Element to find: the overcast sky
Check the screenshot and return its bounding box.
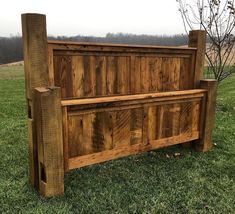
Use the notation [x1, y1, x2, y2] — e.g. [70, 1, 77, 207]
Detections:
[0, 0, 186, 37]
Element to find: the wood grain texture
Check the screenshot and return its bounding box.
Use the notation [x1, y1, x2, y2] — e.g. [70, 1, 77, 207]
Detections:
[33, 87, 64, 197]
[197, 79, 218, 152]
[22, 13, 212, 199]
[188, 30, 206, 88]
[21, 13, 49, 190]
[21, 13, 49, 99]
[52, 51, 195, 98]
[69, 131, 199, 170]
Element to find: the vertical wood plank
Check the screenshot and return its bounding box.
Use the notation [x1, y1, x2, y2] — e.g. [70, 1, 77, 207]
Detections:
[147, 106, 157, 141]
[113, 110, 131, 148]
[180, 58, 191, 90]
[117, 57, 130, 94]
[33, 87, 64, 197]
[192, 101, 200, 133]
[172, 104, 181, 136]
[140, 57, 149, 93]
[48, 45, 54, 86]
[130, 56, 141, 94]
[106, 56, 118, 95]
[130, 108, 143, 145]
[68, 114, 94, 157]
[68, 115, 83, 157]
[72, 56, 84, 97]
[92, 112, 113, 152]
[96, 56, 106, 96]
[54, 56, 73, 98]
[83, 56, 96, 97]
[62, 107, 69, 171]
[149, 58, 162, 92]
[156, 106, 164, 139]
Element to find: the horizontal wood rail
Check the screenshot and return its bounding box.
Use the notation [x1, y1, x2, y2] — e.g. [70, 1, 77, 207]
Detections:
[61, 89, 206, 106]
[48, 40, 197, 50]
[68, 131, 199, 170]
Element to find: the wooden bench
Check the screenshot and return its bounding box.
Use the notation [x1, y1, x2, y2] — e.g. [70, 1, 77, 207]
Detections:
[21, 13, 218, 197]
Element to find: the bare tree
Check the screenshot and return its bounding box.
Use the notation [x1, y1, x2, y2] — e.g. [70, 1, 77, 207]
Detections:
[177, 0, 235, 81]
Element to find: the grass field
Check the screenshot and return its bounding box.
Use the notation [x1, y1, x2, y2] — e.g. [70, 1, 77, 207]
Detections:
[0, 65, 234, 214]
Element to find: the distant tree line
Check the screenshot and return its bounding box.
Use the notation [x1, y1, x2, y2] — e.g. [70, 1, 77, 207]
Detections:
[0, 33, 188, 64]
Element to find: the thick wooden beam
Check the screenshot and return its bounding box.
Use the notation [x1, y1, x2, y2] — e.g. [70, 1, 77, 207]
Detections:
[188, 30, 206, 88]
[33, 87, 64, 197]
[61, 89, 206, 106]
[21, 13, 49, 188]
[21, 13, 49, 100]
[196, 79, 218, 152]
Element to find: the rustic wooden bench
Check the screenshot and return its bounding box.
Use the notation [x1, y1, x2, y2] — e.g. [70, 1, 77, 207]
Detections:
[21, 13, 217, 197]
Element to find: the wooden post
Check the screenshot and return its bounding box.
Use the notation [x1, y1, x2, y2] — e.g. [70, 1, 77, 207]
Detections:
[188, 30, 206, 88]
[196, 79, 218, 152]
[21, 13, 49, 188]
[182, 30, 206, 149]
[33, 87, 64, 197]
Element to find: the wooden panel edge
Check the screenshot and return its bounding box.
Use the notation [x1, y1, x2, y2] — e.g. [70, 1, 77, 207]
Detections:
[68, 131, 199, 170]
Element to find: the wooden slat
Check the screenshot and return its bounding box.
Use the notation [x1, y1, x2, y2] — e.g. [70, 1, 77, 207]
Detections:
[106, 56, 118, 94]
[48, 45, 54, 86]
[130, 108, 143, 145]
[95, 56, 106, 96]
[146, 106, 157, 141]
[61, 89, 206, 106]
[68, 114, 94, 157]
[130, 56, 141, 93]
[140, 57, 149, 92]
[156, 106, 164, 139]
[149, 57, 162, 92]
[92, 112, 113, 152]
[54, 56, 73, 98]
[71, 56, 84, 97]
[62, 107, 69, 171]
[117, 57, 131, 93]
[113, 110, 131, 148]
[68, 131, 199, 170]
[48, 40, 197, 51]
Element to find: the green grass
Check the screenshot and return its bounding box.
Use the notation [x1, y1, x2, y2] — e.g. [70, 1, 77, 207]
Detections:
[0, 65, 234, 214]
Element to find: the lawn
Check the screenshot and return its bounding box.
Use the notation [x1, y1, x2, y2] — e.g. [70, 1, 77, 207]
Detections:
[0, 65, 234, 214]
